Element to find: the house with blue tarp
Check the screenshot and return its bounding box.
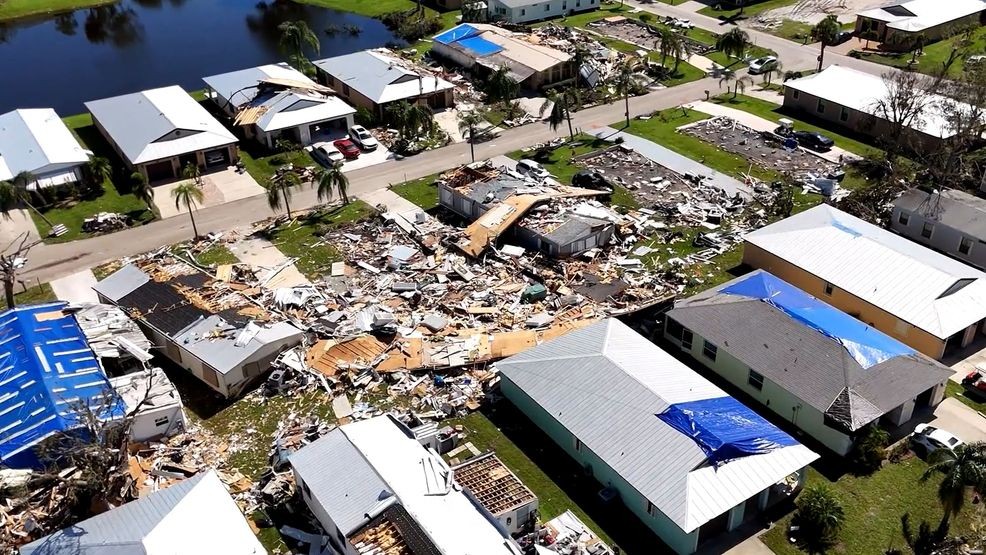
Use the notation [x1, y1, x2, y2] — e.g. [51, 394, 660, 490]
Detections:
[666, 270, 953, 456]
[494, 318, 818, 555]
[431, 23, 574, 90]
[0, 302, 124, 468]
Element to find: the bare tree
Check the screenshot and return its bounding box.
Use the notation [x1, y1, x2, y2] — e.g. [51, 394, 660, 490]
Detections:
[1, 232, 43, 309]
[872, 71, 936, 155]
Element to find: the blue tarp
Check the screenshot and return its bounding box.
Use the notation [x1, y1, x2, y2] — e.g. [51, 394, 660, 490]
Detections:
[0, 302, 124, 468]
[722, 272, 914, 368]
[457, 36, 503, 57]
[434, 24, 482, 45]
[433, 24, 504, 56]
[657, 396, 799, 465]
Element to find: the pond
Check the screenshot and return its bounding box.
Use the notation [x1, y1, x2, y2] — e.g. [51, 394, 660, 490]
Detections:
[0, 0, 402, 115]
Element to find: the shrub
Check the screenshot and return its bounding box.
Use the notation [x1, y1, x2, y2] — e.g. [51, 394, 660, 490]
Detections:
[355, 107, 378, 128]
[850, 425, 890, 475]
[794, 485, 845, 546]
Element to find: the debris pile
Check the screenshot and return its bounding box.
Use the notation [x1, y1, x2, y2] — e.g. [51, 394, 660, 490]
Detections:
[82, 212, 129, 233]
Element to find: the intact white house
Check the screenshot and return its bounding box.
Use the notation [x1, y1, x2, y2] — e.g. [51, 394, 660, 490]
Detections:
[203, 63, 356, 148]
[488, 0, 600, 24]
[0, 108, 90, 190]
[891, 187, 986, 271]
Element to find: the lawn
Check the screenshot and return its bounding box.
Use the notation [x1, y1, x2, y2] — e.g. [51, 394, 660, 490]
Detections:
[0, 0, 113, 21]
[761, 459, 975, 554]
[29, 184, 154, 243]
[705, 43, 776, 70]
[266, 201, 376, 279]
[12, 282, 57, 306]
[698, 0, 799, 21]
[946, 380, 986, 413]
[191, 244, 239, 267]
[294, 0, 424, 18]
[239, 147, 318, 185]
[391, 175, 440, 210]
[858, 26, 986, 78]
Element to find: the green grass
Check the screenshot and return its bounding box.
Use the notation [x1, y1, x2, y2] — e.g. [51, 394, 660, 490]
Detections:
[0, 0, 114, 21]
[773, 19, 814, 42]
[239, 148, 317, 185]
[391, 175, 440, 210]
[294, 0, 423, 18]
[267, 201, 376, 279]
[12, 282, 57, 306]
[194, 244, 239, 267]
[709, 94, 883, 157]
[30, 183, 154, 243]
[762, 460, 974, 554]
[857, 26, 986, 78]
[946, 380, 986, 414]
[705, 44, 775, 69]
[546, 3, 637, 28]
[698, 0, 800, 21]
[507, 135, 615, 183]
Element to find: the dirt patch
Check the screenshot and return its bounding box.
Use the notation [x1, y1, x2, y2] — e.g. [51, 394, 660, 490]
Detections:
[753, 0, 884, 27]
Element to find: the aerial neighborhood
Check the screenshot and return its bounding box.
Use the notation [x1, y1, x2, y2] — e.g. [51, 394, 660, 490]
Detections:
[5, 0, 986, 554]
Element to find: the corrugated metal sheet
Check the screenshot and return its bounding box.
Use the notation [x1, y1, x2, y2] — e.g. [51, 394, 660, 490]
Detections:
[92, 263, 149, 302]
[0, 109, 89, 182]
[0, 302, 124, 467]
[495, 319, 818, 533]
[85, 86, 237, 165]
[745, 204, 986, 339]
[314, 50, 454, 105]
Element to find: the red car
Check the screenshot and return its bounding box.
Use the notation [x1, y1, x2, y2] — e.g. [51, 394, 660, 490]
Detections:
[333, 138, 360, 160]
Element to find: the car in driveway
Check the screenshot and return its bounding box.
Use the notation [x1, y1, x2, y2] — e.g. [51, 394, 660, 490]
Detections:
[333, 138, 361, 160]
[348, 125, 378, 151]
[311, 142, 345, 166]
[794, 130, 835, 151]
[747, 56, 778, 75]
[910, 424, 963, 458]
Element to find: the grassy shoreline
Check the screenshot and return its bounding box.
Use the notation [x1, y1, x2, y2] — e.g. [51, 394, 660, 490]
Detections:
[0, 0, 116, 22]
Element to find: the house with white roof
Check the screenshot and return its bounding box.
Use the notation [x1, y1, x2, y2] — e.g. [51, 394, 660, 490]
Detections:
[314, 49, 455, 118]
[203, 63, 356, 148]
[782, 65, 982, 151]
[85, 86, 238, 183]
[0, 109, 90, 190]
[290, 414, 523, 555]
[744, 204, 986, 360]
[494, 318, 819, 554]
[855, 0, 985, 48]
[488, 0, 600, 24]
[19, 470, 266, 555]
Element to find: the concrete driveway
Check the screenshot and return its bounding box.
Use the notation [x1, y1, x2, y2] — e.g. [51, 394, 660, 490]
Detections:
[926, 398, 986, 444]
[341, 144, 394, 173]
[154, 169, 264, 219]
[49, 269, 98, 304]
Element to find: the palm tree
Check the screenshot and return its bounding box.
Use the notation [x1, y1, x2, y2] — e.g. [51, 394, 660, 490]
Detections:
[315, 164, 349, 204]
[811, 15, 841, 72]
[171, 180, 204, 239]
[5, 171, 55, 227]
[386, 101, 435, 141]
[794, 485, 845, 545]
[130, 171, 154, 209]
[764, 58, 784, 86]
[0, 180, 18, 220]
[485, 66, 519, 104]
[458, 110, 488, 162]
[265, 173, 301, 218]
[542, 89, 575, 140]
[616, 57, 643, 128]
[715, 27, 750, 62]
[85, 156, 112, 191]
[278, 20, 319, 75]
[719, 71, 754, 99]
[921, 442, 986, 525]
[181, 161, 202, 185]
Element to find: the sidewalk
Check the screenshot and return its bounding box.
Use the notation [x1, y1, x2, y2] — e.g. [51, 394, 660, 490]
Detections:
[49, 269, 98, 304]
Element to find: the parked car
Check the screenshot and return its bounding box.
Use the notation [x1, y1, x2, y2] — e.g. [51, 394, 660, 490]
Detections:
[333, 138, 361, 160]
[747, 56, 778, 75]
[311, 142, 345, 166]
[516, 159, 551, 180]
[348, 125, 378, 151]
[793, 130, 835, 151]
[833, 30, 854, 45]
[910, 424, 963, 458]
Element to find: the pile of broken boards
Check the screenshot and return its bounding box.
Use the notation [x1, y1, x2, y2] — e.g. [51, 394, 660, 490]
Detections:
[531, 24, 649, 89]
[82, 212, 130, 233]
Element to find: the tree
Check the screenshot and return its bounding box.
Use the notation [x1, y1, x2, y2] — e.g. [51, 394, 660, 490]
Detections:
[385, 100, 435, 141]
[656, 27, 689, 73]
[265, 172, 301, 218]
[278, 20, 319, 76]
[873, 70, 936, 155]
[572, 43, 590, 92]
[315, 164, 350, 204]
[458, 110, 488, 162]
[811, 15, 841, 72]
[84, 156, 112, 192]
[715, 28, 750, 62]
[616, 57, 644, 127]
[542, 89, 576, 140]
[1, 171, 54, 228]
[921, 442, 986, 525]
[181, 161, 202, 185]
[171, 180, 204, 239]
[763, 58, 784, 86]
[849, 424, 889, 475]
[794, 485, 845, 547]
[899, 513, 950, 555]
[484, 66, 519, 104]
[719, 71, 753, 98]
[0, 232, 43, 309]
[130, 171, 154, 209]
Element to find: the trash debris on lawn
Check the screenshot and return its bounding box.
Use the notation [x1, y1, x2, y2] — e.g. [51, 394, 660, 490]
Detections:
[81, 212, 130, 233]
[518, 509, 615, 555]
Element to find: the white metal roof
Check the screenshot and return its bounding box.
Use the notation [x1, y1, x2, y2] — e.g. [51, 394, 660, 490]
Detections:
[495, 319, 818, 534]
[0, 108, 89, 182]
[202, 63, 312, 107]
[314, 49, 455, 104]
[857, 0, 986, 32]
[745, 204, 986, 339]
[85, 86, 237, 165]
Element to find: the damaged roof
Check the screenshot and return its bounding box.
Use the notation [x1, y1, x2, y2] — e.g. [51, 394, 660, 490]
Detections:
[894, 187, 986, 239]
[314, 49, 454, 104]
[433, 24, 571, 83]
[668, 270, 953, 432]
[494, 318, 818, 534]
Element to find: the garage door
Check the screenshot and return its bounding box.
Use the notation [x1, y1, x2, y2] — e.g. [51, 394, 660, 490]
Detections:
[203, 148, 229, 169]
[146, 160, 175, 182]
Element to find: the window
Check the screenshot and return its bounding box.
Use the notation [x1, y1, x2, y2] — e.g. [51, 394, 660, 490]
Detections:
[960, 237, 974, 255]
[325, 75, 335, 85]
[792, 89, 799, 100]
[545, 3, 550, 10]
[702, 340, 718, 361]
[681, 328, 693, 350]
[342, 84, 350, 96]
[921, 221, 934, 239]
[897, 211, 910, 226]
[816, 99, 825, 113]
[576, 0, 581, 5]
[748, 369, 765, 391]
[666, 318, 693, 349]
[646, 500, 657, 517]
[824, 282, 834, 296]
[574, 437, 582, 452]
[154, 416, 169, 427]
[840, 106, 849, 122]
[521, 8, 526, 15]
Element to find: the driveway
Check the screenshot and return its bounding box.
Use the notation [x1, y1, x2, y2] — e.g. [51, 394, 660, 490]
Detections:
[49, 269, 98, 304]
[341, 144, 394, 173]
[925, 398, 986, 444]
[0, 208, 41, 248]
[153, 169, 264, 219]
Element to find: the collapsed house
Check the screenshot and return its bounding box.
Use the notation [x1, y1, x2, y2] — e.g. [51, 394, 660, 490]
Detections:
[451, 453, 539, 535]
[74, 302, 154, 375]
[438, 164, 619, 258]
[203, 63, 357, 148]
[93, 263, 304, 398]
[19, 470, 267, 555]
[289, 414, 523, 555]
[432, 24, 575, 90]
[666, 270, 952, 455]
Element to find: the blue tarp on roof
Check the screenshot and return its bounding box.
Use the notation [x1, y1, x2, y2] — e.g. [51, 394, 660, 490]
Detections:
[457, 36, 503, 57]
[657, 396, 799, 466]
[433, 24, 503, 56]
[434, 24, 482, 45]
[722, 271, 914, 368]
[0, 302, 124, 468]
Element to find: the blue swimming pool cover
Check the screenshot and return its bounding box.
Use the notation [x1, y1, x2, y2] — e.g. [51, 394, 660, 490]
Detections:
[434, 24, 503, 56]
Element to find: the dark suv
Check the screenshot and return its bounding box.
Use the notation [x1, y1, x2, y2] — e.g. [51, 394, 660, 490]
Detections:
[794, 130, 835, 151]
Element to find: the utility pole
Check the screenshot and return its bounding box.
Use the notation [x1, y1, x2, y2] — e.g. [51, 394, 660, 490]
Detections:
[1, 232, 43, 309]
